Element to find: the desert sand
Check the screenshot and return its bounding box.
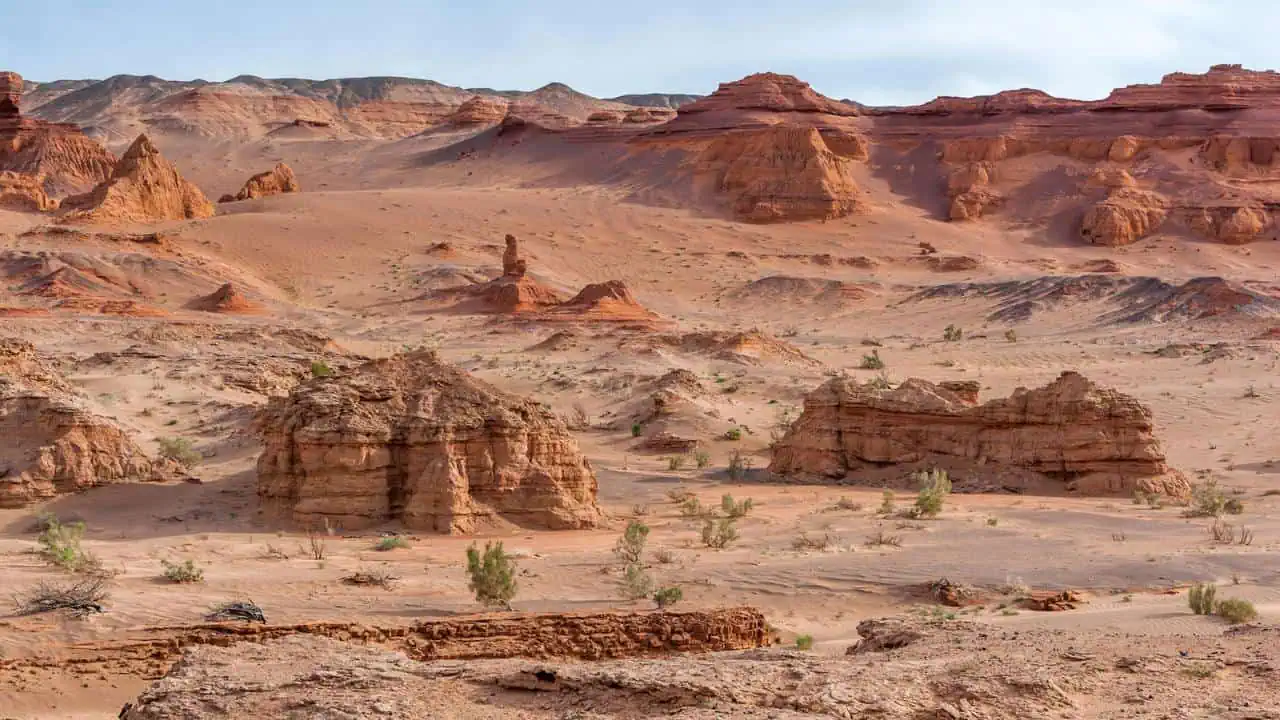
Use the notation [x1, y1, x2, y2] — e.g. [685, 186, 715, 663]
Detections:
[0, 66, 1278, 719]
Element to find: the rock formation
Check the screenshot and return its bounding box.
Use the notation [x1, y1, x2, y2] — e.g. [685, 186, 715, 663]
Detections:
[445, 95, 510, 125]
[188, 283, 263, 313]
[502, 233, 526, 276]
[0, 341, 172, 507]
[0, 171, 55, 211]
[219, 162, 299, 203]
[1080, 189, 1167, 246]
[256, 350, 601, 533]
[701, 126, 861, 222]
[946, 162, 1000, 221]
[1189, 205, 1272, 244]
[60, 134, 215, 223]
[678, 73, 858, 116]
[0, 70, 115, 195]
[769, 371, 1189, 497]
[543, 280, 659, 323]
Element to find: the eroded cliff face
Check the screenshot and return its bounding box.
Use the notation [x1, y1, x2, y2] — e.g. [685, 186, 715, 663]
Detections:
[256, 350, 601, 533]
[769, 371, 1189, 497]
[0, 70, 115, 196]
[60, 134, 215, 223]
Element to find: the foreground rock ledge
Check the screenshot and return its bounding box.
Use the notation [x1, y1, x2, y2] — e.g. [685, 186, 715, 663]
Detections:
[256, 349, 601, 533]
[769, 370, 1189, 497]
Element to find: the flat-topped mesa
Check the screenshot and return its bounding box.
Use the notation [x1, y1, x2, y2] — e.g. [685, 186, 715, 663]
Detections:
[886, 89, 1088, 116]
[0, 71, 21, 117]
[678, 73, 858, 116]
[1100, 64, 1280, 110]
[256, 350, 601, 533]
[59, 134, 215, 223]
[769, 371, 1190, 498]
[219, 162, 299, 203]
[445, 95, 509, 125]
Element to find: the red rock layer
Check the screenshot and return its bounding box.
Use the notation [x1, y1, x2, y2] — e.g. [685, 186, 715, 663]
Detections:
[0, 71, 115, 195]
[445, 95, 509, 125]
[0, 171, 54, 211]
[679, 73, 857, 116]
[60, 134, 215, 223]
[542, 280, 658, 322]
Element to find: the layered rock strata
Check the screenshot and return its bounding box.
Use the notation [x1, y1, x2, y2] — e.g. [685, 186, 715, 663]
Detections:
[61, 134, 215, 223]
[256, 350, 601, 533]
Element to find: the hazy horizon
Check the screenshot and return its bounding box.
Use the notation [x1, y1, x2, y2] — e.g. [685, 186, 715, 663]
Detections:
[4, 0, 1277, 105]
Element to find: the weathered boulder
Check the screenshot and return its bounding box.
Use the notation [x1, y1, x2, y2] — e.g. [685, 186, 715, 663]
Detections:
[0, 171, 55, 211]
[769, 371, 1189, 497]
[1080, 189, 1167, 246]
[1189, 205, 1271, 244]
[702, 126, 861, 222]
[60, 134, 215, 223]
[219, 163, 299, 203]
[256, 350, 601, 533]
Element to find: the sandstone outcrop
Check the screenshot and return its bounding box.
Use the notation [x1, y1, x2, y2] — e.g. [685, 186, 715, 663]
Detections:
[946, 162, 1000, 221]
[701, 126, 861, 222]
[0, 348, 172, 507]
[0, 70, 115, 195]
[256, 350, 601, 533]
[679, 73, 857, 116]
[459, 234, 563, 313]
[445, 95, 509, 125]
[769, 371, 1189, 497]
[1080, 189, 1167, 246]
[0, 171, 55, 211]
[1188, 205, 1271, 244]
[542, 280, 658, 322]
[218, 162, 299, 203]
[188, 283, 264, 313]
[60, 134, 215, 223]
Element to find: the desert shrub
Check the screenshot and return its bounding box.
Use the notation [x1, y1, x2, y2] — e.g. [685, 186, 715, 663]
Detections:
[865, 527, 903, 547]
[910, 469, 951, 518]
[795, 634, 815, 651]
[723, 427, 743, 441]
[653, 548, 676, 564]
[1005, 329, 1018, 343]
[679, 496, 705, 519]
[1187, 479, 1243, 517]
[157, 437, 201, 468]
[37, 516, 98, 573]
[619, 562, 655, 600]
[1215, 597, 1258, 624]
[631, 422, 643, 437]
[374, 536, 410, 551]
[653, 586, 683, 609]
[835, 496, 862, 511]
[878, 490, 896, 515]
[726, 450, 753, 481]
[13, 578, 109, 617]
[305, 523, 328, 560]
[160, 559, 204, 584]
[310, 360, 333, 378]
[860, 350, 885, 370]
[342, 568, 398, 589]
[1188, 582, 1217, 615]
[465, 541, 517, 609]
[721, 494, 754, 519]
[943, 325, 963, 342]
[614, 520, 650, 566]
[567, 402, 590, 430]
[792, 533, 833, 551]
[694, 450, 711, 468]
[667, 455, 686, 471]
[701, 518, 739, 549]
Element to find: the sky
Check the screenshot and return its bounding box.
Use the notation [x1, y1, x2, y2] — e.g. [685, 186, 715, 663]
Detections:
[2, 0, 1277, 105]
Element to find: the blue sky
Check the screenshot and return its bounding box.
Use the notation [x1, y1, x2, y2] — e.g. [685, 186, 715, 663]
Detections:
[2, 0, 1275, 105]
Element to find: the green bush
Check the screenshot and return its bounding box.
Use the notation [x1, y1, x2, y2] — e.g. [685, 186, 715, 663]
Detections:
[721, 494, 754, 519]
[157, 437, 201, 468]
[911, 469, 951, 518]
[1187, 479, 1244, 517]
[667, 455, 686, 471]
[1215, 597, 1258, 624]
[374, 536, 410, 551]
[37, 516, 98, 573]
[679, 496, 705, 519]
[465, 541, 517, 609]
[310, 360, 333, 378]
[694, 450, 711, 469]
[161, 559, 204, 584]
[701, 518, 739, 549]
[795, 634, 814, 651]
[619, 562, 654, 600]
[1188, 582, 1217, 615]
[723, 427, 743, 441]
[878, 490, 896, 515]
[614, 520, 650, 566]
[631, 422, 643, 437]
[726, 450, 752, 481]
[859, 350, 885, 370]
[653, 586, 683, 608]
